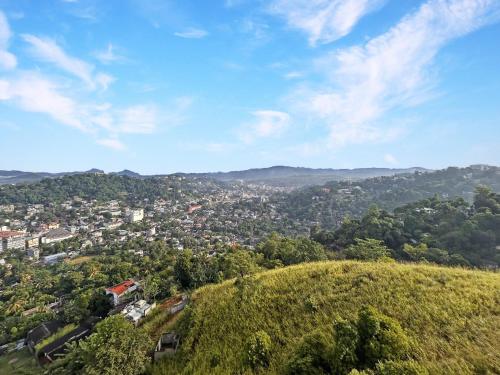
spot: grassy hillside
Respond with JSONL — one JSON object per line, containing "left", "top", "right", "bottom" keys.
{"left": 150, "top": 261, "right": 500, "bottom": 375}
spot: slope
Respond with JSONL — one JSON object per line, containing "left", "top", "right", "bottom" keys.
{"left": 151, "top": 261, "right": 500, "bottom": 375}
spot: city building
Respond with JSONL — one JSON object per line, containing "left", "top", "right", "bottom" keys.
{"left": 0, "top": 231, "right": 26, "bottom": 252}
{"left": 41, "top": 228, "right": 74, "bottom": 244}
{"left": 126, "top": 209, "right": 144, "bottom": 223}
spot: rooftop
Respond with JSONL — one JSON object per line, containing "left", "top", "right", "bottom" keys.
{"left": 0, "top": 231, "right": 25, "bottom": 239}
{"left": 106, "top": 279, "right": 136, "bottom": 296}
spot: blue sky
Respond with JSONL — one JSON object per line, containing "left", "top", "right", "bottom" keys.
{"left": 0, "top": 0, "right": 499, "bottom": 174}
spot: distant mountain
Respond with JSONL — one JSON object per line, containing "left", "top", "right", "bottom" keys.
{"left": 0, "top": 169, "right": 104, "bottom": 185}
{"left": 176, "top": 166, "right": 431, "bottom": 187}
{"left": 110, "top": 169, "right": 143, "bottom": 178}
{"left": 0, "top": 166, "right": 430, "bottom": 186}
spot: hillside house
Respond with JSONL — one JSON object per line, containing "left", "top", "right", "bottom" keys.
{"left": 106, "top": 279, "right": 140, "bottom": 306}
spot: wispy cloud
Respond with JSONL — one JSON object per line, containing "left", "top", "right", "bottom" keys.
{"left": 267, "top": 0, "right": 386, "bottom": 46}
{"left": 22, "top": 34, "right": 113, "bottom": 90}
{"left": 288, "top": 0, "right": 500, "bottom": 147}
{"left": 96, "top": 138, "right": 126, "bottom": 151}
{"left": 0, "top": 72, "right": 88, "bottom": 131}
{"left": 238, "top": 110, "right": 290, "bottom": 143}
{"left": 0, "top": 11, "right": 17, "bottom": 69}
{"left": 94, "top": 43, "right": 125, "bottom": 64}
{"left": 174, "top": 27, "right": 208, "bottom": 39}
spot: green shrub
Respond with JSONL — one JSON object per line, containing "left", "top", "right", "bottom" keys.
{"left": 245, "top": 330, "right": 272, "bottom": 370}
{"left": 357, "top": 307, "right": 410, "bottom": 368}
{"left": 332, "top": 319, "right": 359, "bottom": 374}
{"left": 287, "top": 330, "right": 332, "bottom": 374}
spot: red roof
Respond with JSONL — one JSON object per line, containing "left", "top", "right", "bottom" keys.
{"left": 106, "top": 279, "right": 136, "bottom": 295}
{"left": 0, "top": 231, "right": 25, "bottom": 239}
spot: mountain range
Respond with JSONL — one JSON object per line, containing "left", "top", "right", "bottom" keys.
{"left": 0, "top": 166, "right": 430, "bottom": 186}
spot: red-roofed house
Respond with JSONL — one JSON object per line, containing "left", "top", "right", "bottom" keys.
{"left": 106, "top": 279, "right": 140, "bottom": 306}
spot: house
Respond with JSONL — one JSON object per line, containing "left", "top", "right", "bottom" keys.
{"left": 106, "top": 279, "right": 140, "bottom": 306}
{"left": 27, "top": 247, "right": 40, "bottom": 260}
{"left": 121, "top": 300, "right": 156, "bottom": 325}
{"left": 26, "top": 321, "right": 64, "bottom": 354}
{"left": 36, "top": 323, "right": 93, "bottom": 365}
{"left": 25, "top": 236, "right": 39, "bottom": 248}
{"left": 154, "top": 332, "right": 180, "bottom": 362}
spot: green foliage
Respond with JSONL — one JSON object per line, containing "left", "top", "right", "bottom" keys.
{"left": 286, "top": 330, "right": 332, "bottom": 375}
{"left": 332, "top": 319, "right": 359, "bottom": 374}
{"left": 345, "top": 239, "right": 391, "bottom": 261}
{"left": 77, "top": 315, "right": 153, "bottom": 375}
{"left": 356, "top": 306, "right": 410, "bottom": 368}
{"left": 244, "top": 330, "right": 272, "bottom": 370}
{"left": 34, "top": 323, "right": 77, "bottom": 352}
{"left": 151, "top": 261, "right": 500, "bottom": 375}
{"left": 257, "top": 233, "right": 327, "bottom": 266}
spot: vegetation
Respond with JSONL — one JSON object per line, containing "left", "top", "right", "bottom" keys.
{"left": 313, "top": 186, "right": 500, "bottom": 267}
{"left": 34, "top": 323, "right": 77, "bottom": 352}
{"left": 279, "top": 166, "right": 500, "bottom": 228}
{"left": 151, "top": 261, "right": 500, "bottom": 374}
{"left": 49, "top": 315, "right": 152, "bottom": 375}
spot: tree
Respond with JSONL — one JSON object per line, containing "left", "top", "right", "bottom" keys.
{"left": 142, "top": 274, "right": 160, "bottom": 302}
{"left": 345, "top": 239, "right": 392, "bottom": 261}
{"left": 220, "top": 250, "right": 259, "bottom": 279}
{"left": 245, "top": 330, "right": 272, "bottom": 370}
{"left": 78, "top": 315, "right": 152, "bottom": 375}
{"left": 174, "top": 250, "right": 194, "bottom": 288}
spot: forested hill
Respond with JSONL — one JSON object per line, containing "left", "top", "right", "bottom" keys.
{"left": 0, "top": 174, "right": 218, "bottom": 205}
{"left": 177, "top": 165, "right": 429, "bottom": 187}
{"left": 276, "top": 165, "right": 500, "bottom": 228}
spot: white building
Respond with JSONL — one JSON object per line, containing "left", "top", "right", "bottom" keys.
{"left": 126, "top": 209, "right": 144, "bottom": 223}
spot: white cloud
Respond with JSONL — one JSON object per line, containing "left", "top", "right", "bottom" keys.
{"left": 268, "top": 0, "right": 385, "bottom": 46}
{"left": 96, "top": 138, "right": 126, "bottom": 151}
{"left": 174, "top": 28, "right": 208, "bottom": 39}
{"left": 238, "top": 110, "right": 290, "bottom": 143}
{"left": 22, "top": 34, "right": 113, "bottom": 90}
{"left": 290, "top": 0, "right": 500, "bottom": 147}
{"left": 0, "top": 73, "right": 87, "bottom": 131}
{"left": 116, "top": 105, "right": 157, "bottom": 134}
{"left": 0, "top": 11, "right": 17, "bottom": 69}
{"left": 94, "top": 43, "right": 125, "bottom": 64}
{"left": 284, "top": 71, "right": 303, "bottom": 79}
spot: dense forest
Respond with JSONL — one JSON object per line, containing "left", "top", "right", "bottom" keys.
{"left": 0, "top": 174, "right": 215, "bottom": 205}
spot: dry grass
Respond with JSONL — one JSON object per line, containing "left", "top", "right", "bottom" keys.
{"left": 150, "top": 261, "right": 500, "bottom": 375}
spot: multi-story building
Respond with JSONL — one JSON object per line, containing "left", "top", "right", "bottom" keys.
{"left": 0, "top": 231, "right": 26, "bottom": 252}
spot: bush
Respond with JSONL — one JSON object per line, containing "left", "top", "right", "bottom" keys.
{"left": 356, "top": 307, "right": 410, "bottom": 368}
{"left": 245, "top": 330, "right": 272, "bottom": 370}
{"left": 332, "top": 319, "right": 359, "bottom": 375}
{"left": 286, "top": 330, "right": 332, "bottom": 375}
